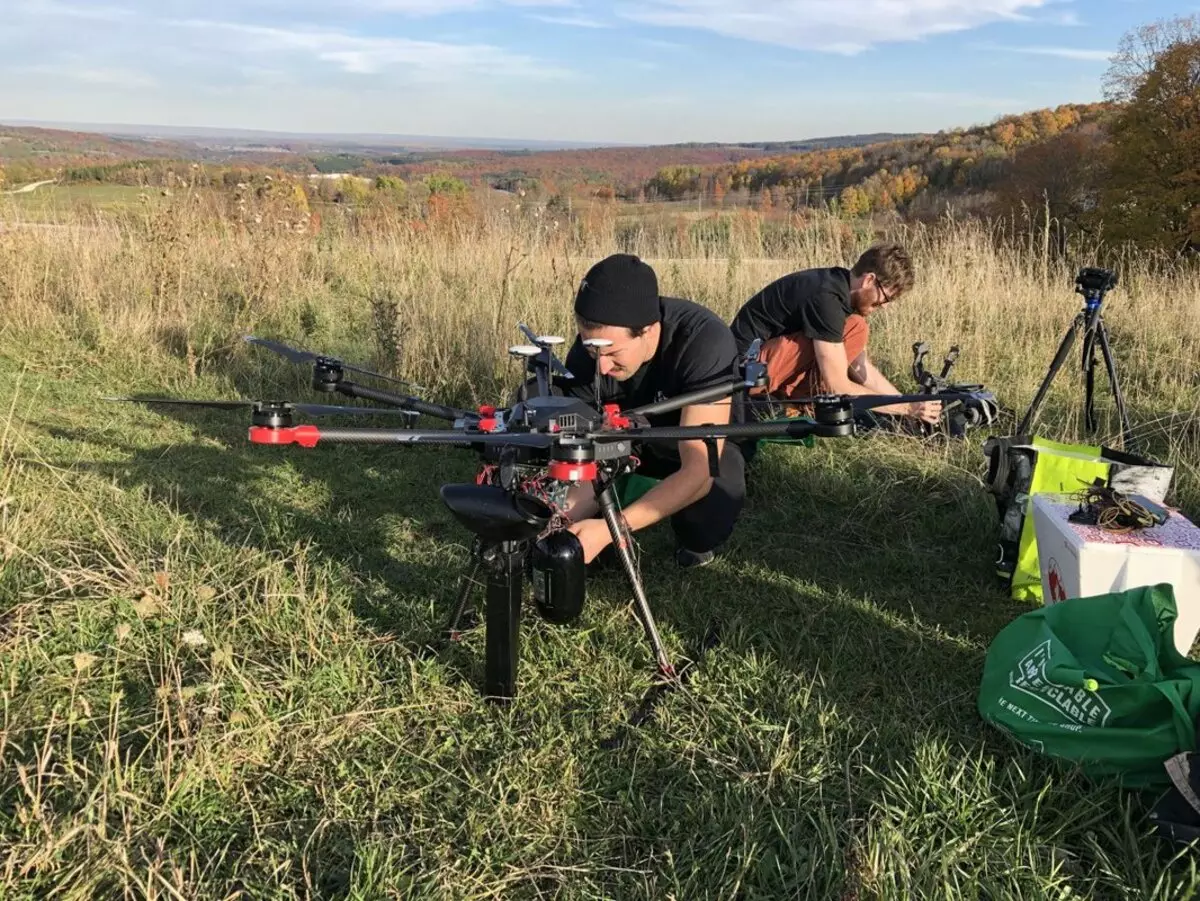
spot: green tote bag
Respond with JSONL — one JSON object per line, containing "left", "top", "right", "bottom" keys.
{"left": 978, "top": 583, "right": 1200, "bottom": 790}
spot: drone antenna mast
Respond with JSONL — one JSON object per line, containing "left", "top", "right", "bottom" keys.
{"left": 534, "top": 333, "right": 565, "bottom": 398}
{"left": 582, "top": 338, "right": 612, "bottom": 409}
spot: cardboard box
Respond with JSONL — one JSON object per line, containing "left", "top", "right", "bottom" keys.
{"left": 1031, "top": 494, "right": 1200, "bottom": 657}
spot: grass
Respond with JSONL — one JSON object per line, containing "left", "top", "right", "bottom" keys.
{"left": 2, "top": 189, "right": 1200, "bottom": 898}
{"left": 1, "top": 183, "right": 153, "bottom": 217}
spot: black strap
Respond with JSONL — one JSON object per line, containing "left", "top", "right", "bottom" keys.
{"left": 703, "top": 438, "right": 721, "bottom": 478}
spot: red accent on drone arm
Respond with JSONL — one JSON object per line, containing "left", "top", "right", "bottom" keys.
{"left": 249, "top": 425, "right": 322, "bottom": 447}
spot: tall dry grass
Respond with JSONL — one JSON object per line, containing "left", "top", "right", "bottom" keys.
{"left": 2, "top": 188, "right": 1198, "bottom": 501}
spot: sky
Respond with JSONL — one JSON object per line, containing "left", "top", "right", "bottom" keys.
{"left": 0, "top": 0, "right": 1191, "bottom": 145}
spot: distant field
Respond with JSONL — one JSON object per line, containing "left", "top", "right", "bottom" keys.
{"left": 2, "top": 182, "right": 154, "bottom": 217}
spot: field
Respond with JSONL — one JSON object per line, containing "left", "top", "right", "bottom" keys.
{"left": 2, "top": 189, "right": 1200, "bottom": 899}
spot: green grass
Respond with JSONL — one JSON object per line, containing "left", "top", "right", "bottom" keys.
{"left": 4, "top": 327, "right": 1200, "bottom": 900}
{"left": 2, "top": 183, "right": 153, "bottom": 216}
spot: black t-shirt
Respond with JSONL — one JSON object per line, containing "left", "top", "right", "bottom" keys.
{"left": 729, "top": 266, "right": 853, "bottom": 355}
{"left": 558, "top": 296, "right": 742, "bottom": 465}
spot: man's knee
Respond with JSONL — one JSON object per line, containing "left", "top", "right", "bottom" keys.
{"left": 671, "top": 444, "right": 746, "bottom": 552}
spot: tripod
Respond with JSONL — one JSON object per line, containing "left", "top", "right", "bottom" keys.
{"left": 442, "top": 473, "right": 672, "bottom": 701}
{"left": 1016, "top": 267, "right": 1136, "bottom": 452}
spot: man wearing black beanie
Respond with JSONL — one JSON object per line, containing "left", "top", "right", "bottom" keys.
{"left": 549, "top": 253, "right": 747, "bottom": 569}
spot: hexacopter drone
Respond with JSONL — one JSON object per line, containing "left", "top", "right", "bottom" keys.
{"left": 110, "top": 328, "right": 984, "bottom": 703}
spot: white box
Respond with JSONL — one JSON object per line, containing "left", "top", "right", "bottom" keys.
{"left": 1031, "top": 494, "right": 1200, "bottom": 658}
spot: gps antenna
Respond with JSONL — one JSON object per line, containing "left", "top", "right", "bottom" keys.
{"left": 509, "top": 345, "right": 540, "bottom": 401}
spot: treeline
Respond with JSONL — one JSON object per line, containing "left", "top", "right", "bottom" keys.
{"left": 644, "top": 103, "right": 1112, "bottom": 207}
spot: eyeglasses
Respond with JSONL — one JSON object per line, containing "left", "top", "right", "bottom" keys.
{"left": 875, "top": 279, "right": 897, "bottom": 306}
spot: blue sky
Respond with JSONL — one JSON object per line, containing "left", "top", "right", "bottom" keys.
{"left": 0, "top": 0, "right": 1191, "bottom": 144}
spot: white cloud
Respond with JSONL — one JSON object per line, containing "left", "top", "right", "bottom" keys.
{"left": 985, "top": 44, "right": 1112, "bottom": 61}
{"left": 12, "top": 0, "right": 133, "bottom": 19}
{"left": 529, "top": 13, "right": 611, "bottom": 28}
{"left": 17, "top": 63, "right": 157, "bottom": 87}
{"left": 616, "top": 0, "right": 1057, "bottom": 53}
{"left": 168, "top": 19, "right": 573, "bottom": 80}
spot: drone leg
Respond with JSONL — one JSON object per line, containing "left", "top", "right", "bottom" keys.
{"left": 483, "top": 541, "right": 525, "bottom": 701}
{"left": 594, "top": 481, "right": 675, "bottom": 679}
{"left": 444, "top": 550, "right": 482, "bottom": 640}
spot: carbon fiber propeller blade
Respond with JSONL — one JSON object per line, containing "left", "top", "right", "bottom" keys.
{"left": 244, "top": 336, "right": 424, "bottom": 391}
{"left": 105, "top": 396, "right": 418, "bottom": 418}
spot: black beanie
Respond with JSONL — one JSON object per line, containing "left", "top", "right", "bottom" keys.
{"left": 574, "top": 254, "right": 660, "bottom": 329}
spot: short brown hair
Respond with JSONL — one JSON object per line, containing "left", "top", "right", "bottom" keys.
{"left": 851, "top": 243, "right": 915, "bottom": 296}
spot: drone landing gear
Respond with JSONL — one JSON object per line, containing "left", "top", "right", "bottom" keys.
{"left": 442, "top": 539, "right": 526, "bottom": 701}
{"left": 439, "top": 475, "right": 679, "bottom": 704}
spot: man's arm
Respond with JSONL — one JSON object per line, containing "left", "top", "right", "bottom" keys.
{"left": 814, "top": 340, "right": 940, "bottom": 421}
{"left": 850, "top": 352, "right": 901, "bottom": 394}
{"left": 620, "top": 400, "right": 728, "bottom": 533}
{"left": 565, "top": 400, "right": 729, "bottom": 562}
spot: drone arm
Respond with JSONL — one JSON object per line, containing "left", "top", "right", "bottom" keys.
{"left": 337, "top": 381, "right": 476, "bottom": 423}
{"left": 625, "top": 379, "right": 743, "bottom": 417}
{"left": 591, "top": 416, "right": 848, "bottom": 443}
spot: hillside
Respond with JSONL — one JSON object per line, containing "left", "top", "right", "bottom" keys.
{"left": 0, "top": 121, "right": 928, "bottom": 196}
{"left": 642, "top": 103, "right": 1116, "bottom": 215}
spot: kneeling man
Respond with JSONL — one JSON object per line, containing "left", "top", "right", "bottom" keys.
{"left": 554, "top": 253, "right": 746, "bottom": 569}
{"left": 730, "top": 243, "right": 941, "bottom": 424}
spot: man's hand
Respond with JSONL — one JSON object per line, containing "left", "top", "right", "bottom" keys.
{"left": 567, "top": 517, "right": 613, "bottom": 564}
{"left": 906, "top": 399, "right": 943, "bottom": 424}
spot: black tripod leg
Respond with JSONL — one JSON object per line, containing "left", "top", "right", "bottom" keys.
{"left": 1082, "top": 319, "right": 1100, "bottom": 435}
{"left": 1018, "top": 313, "right": 1082, "bottom": 436}
{"left": 594, "top": 481, "right": 675, "bottom": 679}
{"left": 483, "top": 541, "right": 525, "bottom": 701}
{"left": 1096, "top": 318, "right": 1136, "bottom": 452}
{"left": 444, "top": 553, "right": 481, "bottom": 640}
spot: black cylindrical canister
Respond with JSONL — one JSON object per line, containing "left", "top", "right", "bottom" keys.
{"left": 530, "top": 530, "right": 586, "bottom": 624}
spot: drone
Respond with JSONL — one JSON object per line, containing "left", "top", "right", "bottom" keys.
{"left": 909, "top": 341, "right": 1000, "bottom": 438}
{"left": 108, "top": 328, "right": 985, "bottom": 705}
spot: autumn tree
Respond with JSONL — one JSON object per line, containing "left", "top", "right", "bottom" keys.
{"left": 1100, "top": 33, "right": 1200, "bottom": 254}
{"left": 993, "top": 126, "right": 1106, "bottom": 236}
{"left": 1102, "top": 14, "right": 1200, "bottom": 102}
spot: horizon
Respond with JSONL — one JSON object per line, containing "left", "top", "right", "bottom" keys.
{"left": 0, "top": 1, "right": 1182, "bottom": 144}
{"left": 0, "top": 116, "right": 927, "bottom": 152}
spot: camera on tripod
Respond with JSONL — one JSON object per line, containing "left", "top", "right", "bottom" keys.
{"left": 1075, "top": 267, "right": 1118, "bottom": 301}
{"left": 1016, "top": 264, "right": 1134, "bottom": 450}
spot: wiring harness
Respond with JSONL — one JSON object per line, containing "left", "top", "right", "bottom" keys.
{"left": 1069, "top": 483, "right": 1165, "bottom": 534}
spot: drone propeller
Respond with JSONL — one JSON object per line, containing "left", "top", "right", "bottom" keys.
{"left": 244, "top": 336, "right": 424, "bottom": 392}
{"left": 249, "top": 425, "right": 556, "bottom": 449}
{"left": 104, "top": 396, "right": 420, "bottom": 419}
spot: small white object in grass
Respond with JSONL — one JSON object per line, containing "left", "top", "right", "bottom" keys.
{"left": 182, "top": 630, "right": 208, "bottom": 648}
{"left": 509, "top": 345, "right": 541, "bottom": 357}
{"left": 536, "top": 335, "right": 565, "bottom": 346}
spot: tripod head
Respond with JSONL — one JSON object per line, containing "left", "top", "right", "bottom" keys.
{"left": 1075, "top": 267, "right": 1118, "bottom": 313}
